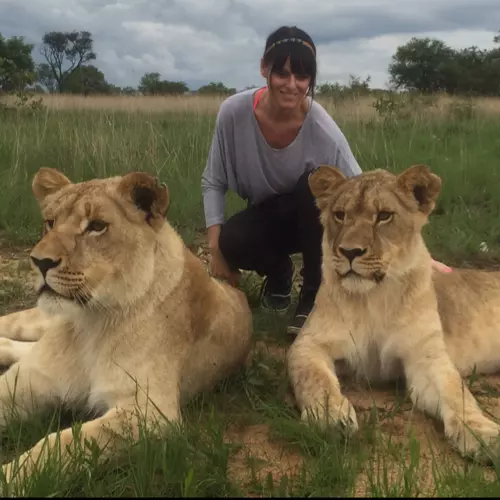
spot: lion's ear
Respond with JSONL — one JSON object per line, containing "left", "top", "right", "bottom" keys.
{"left": 118, "top": 172, "right": 170, "bottom": 230}
{"left": 308, "top": 165, "right": 346, "bottom": 210}
{"left": 397, "top": 164, "right": 442, "bottom": 215}
{"left": 32, "top": 167, "right": 72, "bottom": 204}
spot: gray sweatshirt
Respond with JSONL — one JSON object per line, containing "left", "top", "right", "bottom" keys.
{"left": 201, "top": 88, "right": 362, "bottom": 227}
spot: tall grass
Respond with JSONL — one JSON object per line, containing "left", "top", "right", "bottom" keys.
{"left": 0, "top": 93, "right": 500, "bottom": 496}
{"left": 1, "top": 93, "right": 500, "bottom": 263}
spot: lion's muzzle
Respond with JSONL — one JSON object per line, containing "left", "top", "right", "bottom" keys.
{"left": 335, "top": 245, "right": 386, "bottom": 285}
{"left": 31, "top": 256, "right": 62, "bottom": 279}
{"left": 339, "top": 246, "right": 367, "bottom": 263}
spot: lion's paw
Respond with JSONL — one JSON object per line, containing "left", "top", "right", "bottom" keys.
{"left": 301, "top": 396, "right": 359, "bottom": 435}
{"left": 1, "top": 461, "right": 22, "bottom": 497}
{"left": 449, "top": 415, "right": 500, "bottom": 464}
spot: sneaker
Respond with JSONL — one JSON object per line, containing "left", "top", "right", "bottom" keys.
{"left": 260, "top": 257, "right": 294, "bottom": 313}
{"left": 286, "top": 286, "right": 317, "bottom": 337}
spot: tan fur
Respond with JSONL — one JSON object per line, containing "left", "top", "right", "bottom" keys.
{"left": 0, "top": 167, "right": 253, "bottom": 488}
{"left": 287, "top": 164, "right": 500, "bottom": 463}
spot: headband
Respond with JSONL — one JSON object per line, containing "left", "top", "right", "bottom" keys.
{"left": 264, "top": 37, "right": 316, "bottom": 56}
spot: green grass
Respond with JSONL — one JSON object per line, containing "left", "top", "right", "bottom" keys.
{"left": 0, "top": 98, "right": 500, "bottom": 496}
{"left": 2, "top": 102, "right": 500, "bottom": 262}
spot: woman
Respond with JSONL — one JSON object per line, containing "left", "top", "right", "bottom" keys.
{"left": 201, "top": 25, "right": 451, "bottom": 338}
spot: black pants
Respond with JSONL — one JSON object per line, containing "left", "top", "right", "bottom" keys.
{"left": 219, "top": 170, "right": 323, "bottom": 298}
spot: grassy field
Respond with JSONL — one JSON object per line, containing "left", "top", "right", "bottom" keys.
{"left": 0, "top": 92, "right": 500, "bottom": 496}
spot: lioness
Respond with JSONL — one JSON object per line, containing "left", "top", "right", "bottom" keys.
{"left": 287, "top": 164, "right": 500, "bottom": 463}
{"left": 0, "top": 167, "right": 253, "bottom": 487}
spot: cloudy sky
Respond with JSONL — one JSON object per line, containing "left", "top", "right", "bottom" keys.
{"left": 1, "top": 0, "right": 499, "bottom": 91}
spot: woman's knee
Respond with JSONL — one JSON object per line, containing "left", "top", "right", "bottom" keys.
{"left": 294, "top": 170, "right": 319, "bottom": 212}
{"left": 218, "top": 213, "right": 255, "bottom": 266}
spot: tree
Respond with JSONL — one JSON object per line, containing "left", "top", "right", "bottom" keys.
{"left": 36, "top": 63, "right": 57, "bottom": 93}
{"left": 197, "top": 81, "right": 236, "bottom": 96}
{"left": 388, "top": 33, "right": 500, "bottom": 96}
{"left": 388, "top": 37, "right": 456, "bottom": 94}
{"left": 317, "top": 75, "right": 371, "bottom": 96}
{"left": 346, "top": 75, "right": 371, "bottom": 95}
{"left": 121, "top": 86, "right": 138, "bottom": 95}
{"left": 451, "top": 46, "right": 489, "bottom": 95}
{"left": 138, "top": 72, "right": 189, "bottom": 95}
{"left": 106, "top": 83, "right": 122, "bottom": 95}
{"left": 64, "top": 64, "right": 111, "bottom": 95}
{"left": 0, "top": 33, "right": 35, "bottom": 92}
{"left": 138, "top": 72, "right": 161, "bottom": 94}
{"left": 316, "top": 82, "right": 343, "bottom": 95}
{"left": 40, "top": 30, "right": 96, "bottom": 93}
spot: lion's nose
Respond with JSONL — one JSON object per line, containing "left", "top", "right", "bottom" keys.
{"left": 339, "top": 247, "right": 367, "bottom": 263}
{"left": 31, "top": 257, "right": 61, "bottom": 279}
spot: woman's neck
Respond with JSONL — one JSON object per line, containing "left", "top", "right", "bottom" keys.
{"left": 260, "top": 90, "right": 308, "bottom": 123}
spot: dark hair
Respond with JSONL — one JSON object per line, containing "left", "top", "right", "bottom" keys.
{"left": 263, "top": 26, "right": 317, "bottom": 99}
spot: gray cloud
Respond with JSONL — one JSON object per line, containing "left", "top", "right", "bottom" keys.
{"left": 1, "top": 0, "right": 499, "bottom": 90}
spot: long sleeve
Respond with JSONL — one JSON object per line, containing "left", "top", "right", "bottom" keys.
{"left": 201, "top": 113, "right": 229, "bottom": 228}
{"left": 333, "top": 135, "right": 363, "bottom": 178}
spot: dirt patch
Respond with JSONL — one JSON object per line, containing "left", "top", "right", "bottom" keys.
{"left": 349, "top": 384, "right": 457, "bottom": 496}
{"left": 0, "top": 234, "right": 34, "bottom": 274}
{"left": 239, "top": 342, "right": 500, "bottom": 495}
{"left": 225, "top": 422, "right": 303, "bottom": 494}
{"left": 343, "top": 374, "right": 500, "bottom": 496}
{"left": 0, "top": 237, "right": 37, "bottom": 313}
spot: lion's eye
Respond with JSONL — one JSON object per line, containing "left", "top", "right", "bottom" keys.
{"left": 333, "top": 211, "right": 345, "bottom": 222}
{"left": 86, "top": 220, "right": 108, "bottom": 233}
{"left": 377, "top": 211, "right": 393, "bottom": 223}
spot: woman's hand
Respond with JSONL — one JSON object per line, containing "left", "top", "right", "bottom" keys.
{"left": 209, "top": 247, "right": 241, "bottom": 287}
{"left": 431, "top": 258, "right": 453, "bottom": 273}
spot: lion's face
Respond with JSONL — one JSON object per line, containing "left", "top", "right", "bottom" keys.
{"left": 309, "top": 164, "right": 442, "bottom": 294}
{"left": 29, "top": 168, "right": 170, "bottom": 315}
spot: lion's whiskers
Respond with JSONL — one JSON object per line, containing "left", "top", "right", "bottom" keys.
{"left": 78, "top": 283, "right": 114, "bottom": 315}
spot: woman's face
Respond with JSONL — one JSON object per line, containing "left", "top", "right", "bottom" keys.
{"left": 261, "top": 57, "right": 312, "bottom": 110}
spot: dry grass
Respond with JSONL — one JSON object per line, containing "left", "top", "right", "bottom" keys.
{"left": 5, "top": 91, "right": 500, "bottom": 122}
{"left": 4, "top": 93, "right": 228, "bottom": 114}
